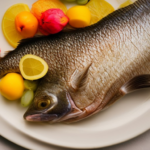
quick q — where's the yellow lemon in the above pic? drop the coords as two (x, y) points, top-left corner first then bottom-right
(2, 3), (30, 48)
(86, 0), (114, 25)
(19, 55), (49, 80)
(66, 6), (91, 28)
(0, 73), (24, 100)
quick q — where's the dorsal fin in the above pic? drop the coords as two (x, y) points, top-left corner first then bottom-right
(0, 35), (46, 60)
(121, 75), (150, 94)
(70, 63), (92, 91)
(0, 49), (12, 61)
(17, 35), (46, 48)
(62, 24), (76, 32)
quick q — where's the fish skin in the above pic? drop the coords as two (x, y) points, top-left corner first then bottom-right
(0, 0), (150, 122)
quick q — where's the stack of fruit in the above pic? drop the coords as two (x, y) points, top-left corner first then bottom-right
(0, 54), (48, 107)
(2, 0), (114, 48)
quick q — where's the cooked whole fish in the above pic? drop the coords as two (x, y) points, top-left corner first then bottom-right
(0, 0), (150, 123)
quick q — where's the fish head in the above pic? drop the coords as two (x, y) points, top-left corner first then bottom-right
(24, 82), (72, 122)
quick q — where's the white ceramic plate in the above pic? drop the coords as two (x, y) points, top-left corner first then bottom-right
(0, 0), (150, 149)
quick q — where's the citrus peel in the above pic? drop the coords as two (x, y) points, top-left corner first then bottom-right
(19, 55), (49, 80)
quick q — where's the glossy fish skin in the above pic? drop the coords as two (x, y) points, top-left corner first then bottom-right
(1, 0), (150, 123)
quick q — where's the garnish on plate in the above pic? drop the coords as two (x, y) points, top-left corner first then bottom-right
(39, 8), (69, 35)
(31, 0), (67, 20)
(64, 0), (88, 4)
(15, 11), (38, 38)
(2, 3), (30, 48)
(19, 54), (49, 80)
(119, 0), (133, 8)
(21, 80), (38, 107)
(0, 73), (24, 100)
(66, 6), (91, 28)
(86, 0), (114, 25)
(21, 90), (34, 107)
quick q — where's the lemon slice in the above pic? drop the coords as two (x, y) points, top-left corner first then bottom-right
(119, 0), (133, 8)
(19, 55), (49, 80)
(2, 3), (30, 48)
(86, 0), (115, 25)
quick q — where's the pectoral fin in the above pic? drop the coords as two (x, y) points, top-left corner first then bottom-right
(121, 74), (150, 94)
(70, 63), (92, 91)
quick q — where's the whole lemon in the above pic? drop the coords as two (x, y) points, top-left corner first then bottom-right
(66, 6), (91, 28)
(0, 73), (24, 100)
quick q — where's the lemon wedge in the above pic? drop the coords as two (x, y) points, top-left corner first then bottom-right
(86, 0), (114, 25)
(19, 55), (49, 80)
(2, 3), (30, 48)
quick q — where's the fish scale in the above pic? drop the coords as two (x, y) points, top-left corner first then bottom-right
(0, 0), (150, 122)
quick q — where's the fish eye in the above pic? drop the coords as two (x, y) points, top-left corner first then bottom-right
(38, 100), (51, 109)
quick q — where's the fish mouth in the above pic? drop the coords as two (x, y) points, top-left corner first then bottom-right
(25, 114), (58, 122)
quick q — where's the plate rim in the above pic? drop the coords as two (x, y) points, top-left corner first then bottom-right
(0, 115), (150, 150)
(0, 0), (150, 149)
(1, 98), (150, 149)
(1, 112), (150, 149)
